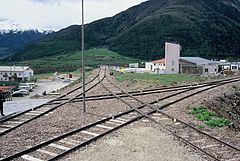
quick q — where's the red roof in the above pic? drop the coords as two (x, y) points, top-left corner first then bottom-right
(0, 86), (15, 92)
(152, 58), (165, 63)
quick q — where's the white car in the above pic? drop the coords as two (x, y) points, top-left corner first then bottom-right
(18, 89), (30, 95)
(58, 75), (65, 79)
(19, 85), (33, 92)
(63, 79), (71, 83)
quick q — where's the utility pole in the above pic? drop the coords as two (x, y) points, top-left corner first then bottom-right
(82, 0), (86, 113)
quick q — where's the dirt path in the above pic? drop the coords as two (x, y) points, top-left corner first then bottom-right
(64, 123), (205, 161)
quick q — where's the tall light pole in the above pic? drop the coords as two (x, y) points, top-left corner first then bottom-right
(81, 0), (86, 113)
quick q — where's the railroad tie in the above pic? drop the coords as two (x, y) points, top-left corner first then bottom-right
(30, 110), (43, 114)
(59, 139), (78, 146)
(96, 124), (114, 130)
(151, 116), (161, 120)
(81, 130), (100, 137)
(37, 149), (57, 157)
(116, 118), (128, 122)
(21, 154), (43, 161)
(191, 139), (205, 143)
(0, 124), (15, 128)
(152, 113), (162, 116)
(0, 129), (6, 132)
(6, 121), (23, 124)
(63, 138), (81, 144)
(156, 117), (170, 121)
(201, 144), (221, 149)
(109, 119), (125, 124)
(49, 143), (71, 151)
(141, 119), (150, 122)
(105, 121), (121, 126)
(25, 113), (39, 116)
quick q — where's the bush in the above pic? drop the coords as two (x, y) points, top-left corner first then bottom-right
(191, 105), (231, 128)
(206, 117), (231, 128)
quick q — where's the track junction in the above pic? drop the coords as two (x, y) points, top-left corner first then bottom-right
(0, 66), (239, 161)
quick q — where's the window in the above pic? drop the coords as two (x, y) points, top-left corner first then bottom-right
(205, 68), (208, 73)
(19, 73), (21, 76)
(215, 69), (217, 72)
(10, 73), (12, 75)
(172, 61), (175, 66)
(29, 72), (32, 75)
(163, 64), (165, 66)
(232, 66), (237, 70)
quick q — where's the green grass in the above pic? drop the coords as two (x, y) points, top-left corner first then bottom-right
(9, 48), (142, 74)
(114, 72), (195, 85)
(191, 106), (231, 128)
(196, 125), (205, 129)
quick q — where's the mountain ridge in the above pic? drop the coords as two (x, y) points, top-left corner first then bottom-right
(9, 0), (240, 61)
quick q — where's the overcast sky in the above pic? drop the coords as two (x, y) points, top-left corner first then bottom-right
(0, 0), (147, 31)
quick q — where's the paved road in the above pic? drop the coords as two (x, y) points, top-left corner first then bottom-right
(1, 79), (72, 116)
(3, 98), (50, 115)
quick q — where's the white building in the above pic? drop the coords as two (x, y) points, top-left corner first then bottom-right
(165, 42), (180, 74)
(0, 66), (34, 82)
(145, 42), (219, 75)
(145, 59), (166, 74)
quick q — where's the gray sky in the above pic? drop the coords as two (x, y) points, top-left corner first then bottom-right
(0, 0), (147, 31)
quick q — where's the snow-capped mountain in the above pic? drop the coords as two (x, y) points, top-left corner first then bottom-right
(0, 18), (53, 59)
(0, 18), (53, 34)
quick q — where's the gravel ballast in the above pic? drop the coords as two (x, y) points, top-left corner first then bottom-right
(64, 122), (205, 161)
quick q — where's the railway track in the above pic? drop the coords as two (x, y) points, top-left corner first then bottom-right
(1, 67), (240, 161)
(0, 68), (104, 136)
(102, 70), (240, 160)
(48, 75), (240, 104)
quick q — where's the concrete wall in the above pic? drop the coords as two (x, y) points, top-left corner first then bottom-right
(145, 62), (154, 72)
(202, 64), (218, 75)
(165, 42), (180, 74)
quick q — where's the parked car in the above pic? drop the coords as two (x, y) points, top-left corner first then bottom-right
(19, 89), (30, 95)
(63, 78), (71, 83)
(58, 75), (64, 79)
(20, 82), (36, 89)
(12, 91), (23, 97)
(27, 82), (37, 88)
(19, 85), (33, 92)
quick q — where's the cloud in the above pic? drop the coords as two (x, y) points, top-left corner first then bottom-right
(0, 0), (147, 31)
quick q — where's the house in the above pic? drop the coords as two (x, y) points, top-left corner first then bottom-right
(146, 57), (218, 75)
(0, 66), (34, 82)
(145, 59), (166, 74)
(145, 42), (220, 75)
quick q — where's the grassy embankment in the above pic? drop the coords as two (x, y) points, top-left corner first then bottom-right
(114, 72), (196, 85)
(13, 48), (142, 74)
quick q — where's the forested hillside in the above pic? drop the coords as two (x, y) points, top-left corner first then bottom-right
(10, 0), (240, 61)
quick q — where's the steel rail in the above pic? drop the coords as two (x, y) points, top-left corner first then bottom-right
(0, 68), (101, 123)
(49, 75), (240, 103)
(104, 71), (240, 160)
(0, 70), (105, 136)
(1, 69), (240, 160)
